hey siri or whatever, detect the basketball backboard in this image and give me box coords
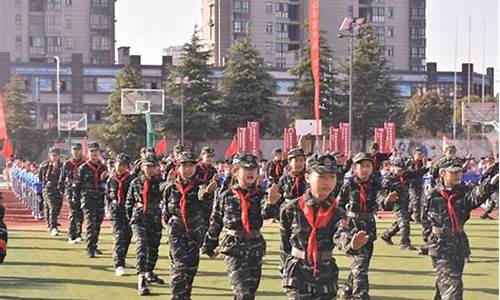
[462,102,498,125]
[121,89,164,115]
[59,113,87,131]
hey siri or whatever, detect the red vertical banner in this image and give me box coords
[374,128,386,152]
[339,122,351,163]
[247,121,260,157]
[284,127,297,154]
[237,127,249,152]
[329,127,340,153]
[283,128,289,154]
[0,96,8,140]
[309,0,321,138]
[322,136,327,153]
[384,122,396,153]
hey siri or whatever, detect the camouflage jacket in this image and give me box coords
[424,179,497,258]
[59,158,85,195]
[266,160,287,184]
[106,171,135,208]
[125,174,163,221]
[195,163,218,186]
[0,202,7,263]
[74,160,107,198]
[38,160,64,189]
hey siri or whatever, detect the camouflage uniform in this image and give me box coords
[164,152,211,300]
[424,159,498,300]
[408,154,426,222]
[75,153,107,256]
[378,159,428,247]
[106,158,134,269]
[267,158,287,185]
[38,153,64,231]
[480,163,499,219]
[195,158,219,230]
[0,194,7,264]
[202,153,272,300]
[337,153,382,300]
[60,153,85,240]
[126,158,164,293]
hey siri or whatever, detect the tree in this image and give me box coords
[217,35,279,136]
[288,31,342,127]
[337,26,400,149]
[3,75,49,160]
[403,90,452,137]
[88,65,145,157]
[160,27,220,145]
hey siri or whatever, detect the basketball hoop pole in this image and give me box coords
[145,112,155,149]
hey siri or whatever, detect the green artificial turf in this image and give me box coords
[0,218,497,299]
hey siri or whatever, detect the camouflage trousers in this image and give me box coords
[483,192,498,215]
[67,191,84,240]
[110,205,132,268]
[383,210,411,245]
[42,187,62,230]
[343,241,374,300]
[168,222,205,300]
[132,213,162,273]
[409,185,423,221]
[431,255,465,300]
[82,192,105,252]
[282,255,339,300]
[221,234,266,300]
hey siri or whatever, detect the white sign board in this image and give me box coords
[295,119,322,136]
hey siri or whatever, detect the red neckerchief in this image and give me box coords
[439,190,462,234]
[399,175,406,189]
[175,181,196,232]
[354,177,368,212]
[232,187,259,233]
[198,163,210,183]
[275,161,283,177]
[86,160,103,188]
[142,178,151,215]
[114,171,131,205]
[291,171,304,195]
[298,195,337,275]
[414,159,423,170]
[70,158,85,176]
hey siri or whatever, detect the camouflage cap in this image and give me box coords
[414,147,422,153]
[391,158,406,168]
[88,142,100,151]
[115,153,131,164]
[353,152,373,164]
[178,151,198,164]
[49,147,60,155]
[71,143,82,150]
[306,154,338,174]
[200,146,215,156]
[287,147,305,160]
[272,148,283,155]
[173,144,185,153]
[141,153,158,166]
[444,144,457,152]
[440,157,463,172]
[234,152,259,168]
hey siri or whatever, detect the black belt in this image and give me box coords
[226,229,261,239]
[291,247,332,261]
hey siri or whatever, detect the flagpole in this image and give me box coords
[466,14,472,153]
[453,19,458,142]
[481,19,486,136]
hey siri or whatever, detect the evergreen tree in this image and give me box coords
[403,90,452,137]
[337,25,400,149]
[161,27,220,145]
[217,35,279,136]
[288,31,342,127]
[88,65,145,157]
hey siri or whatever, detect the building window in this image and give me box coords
[387,7,394,17]
[30,36,45,47]
[92,36,110,50]
[387,26,394,37]
[83,77,95,91]
[265,22,273,33]
[209,25,214,40]
[92,0,109,7]
[234,1,250,13]
[64,0,72,5]
[15,36,22,50]
[209,4,214,21]
[46,0,62,10]
[90,15,109,29]
[386,46,394,56]
[91,57,110,65]
[275,3,289,18]
[276,43,287,58]
[374,26,385,39]
[233,20,248,33]
[411,47,424,58]
[276,23,289,39]
[276,62,286,68]
[45,14,62,32]
[265,2,273,14]
[64,37,74,49]
[347,6,353,17]
[371,7,385,23]
[265,42,273,53]
[46,36,62,53]
[15,15,22,28]
[29,0,44,12]
[411,8,425,19]
[410,27,425,39]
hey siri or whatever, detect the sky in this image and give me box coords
[115,0,499,88]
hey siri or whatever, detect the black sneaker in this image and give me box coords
[95,249,103,255]
[145,272,165,285]
[87,250,95,258]
[341,287,352,299]
[381,235,394,245]
[480,214,494,220]
[400,244,417,251]
[138,275,150,296]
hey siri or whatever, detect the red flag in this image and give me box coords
[0,96,8,140]
[309,0,321,138]
[82,136,88,154]
[225,135,239,157]
[2,138,13,159]
[155,136,167,156]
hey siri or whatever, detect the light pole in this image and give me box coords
[175,76,190,146]
[53,56,61,136]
